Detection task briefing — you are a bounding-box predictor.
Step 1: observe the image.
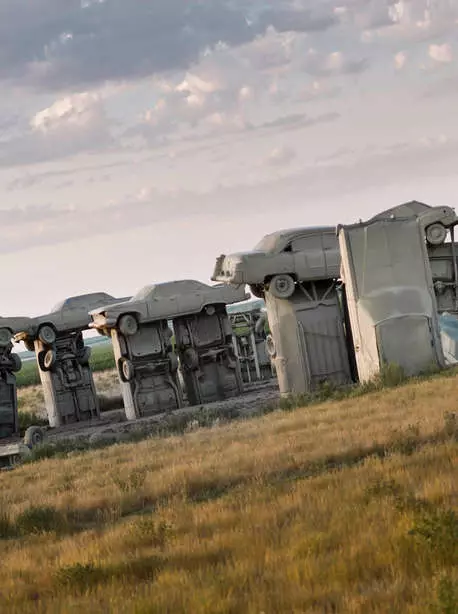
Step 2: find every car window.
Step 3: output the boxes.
[289,235,324,252]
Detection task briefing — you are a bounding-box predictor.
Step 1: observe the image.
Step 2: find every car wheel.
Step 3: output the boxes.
[38,324,56,345]
[119,357,135,382]
[0,328,12,347]
[118,314,139,337]
[24,426,45,449]
[10,353,22,372]
[268,274,295,299]
[425,222,447,245]
[44,349,57,371]
[182,348,199,370]
[75,335,85,351]
[265,334,276,358]
[38,349,57,372]
[77,346,92,366]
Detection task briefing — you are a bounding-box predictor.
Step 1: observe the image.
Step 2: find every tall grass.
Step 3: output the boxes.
[1,370,458,612]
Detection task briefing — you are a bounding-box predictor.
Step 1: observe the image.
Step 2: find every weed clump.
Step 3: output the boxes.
[431,575,458,614]
[15,505,66,536]
[17,411,48,435]
[55,563,104,591]
[410,508,458,566]
[0,507,15,539]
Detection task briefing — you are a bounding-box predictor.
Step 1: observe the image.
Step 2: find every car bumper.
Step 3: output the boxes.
[211,255,247,285]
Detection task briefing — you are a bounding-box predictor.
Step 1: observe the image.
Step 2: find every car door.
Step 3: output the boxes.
[290,233,329,280]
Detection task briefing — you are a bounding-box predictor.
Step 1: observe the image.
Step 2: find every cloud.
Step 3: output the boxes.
[0,92,114,167]
[264,145,296,167]
[0,1,339,92]
[5,159,127,191]
[255,112,340,133]
[429,43,453,63]
[358,0,458,45]
[2,133,456,255]
[335,1,397,31]
[127,31,347,147]
[256,8,338,34]
[301,49,369,77]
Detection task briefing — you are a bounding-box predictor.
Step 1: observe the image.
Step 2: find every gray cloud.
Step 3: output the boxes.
[263,145,297,167]
[5,159,127,191]
[0,92,114,167]
[256,8,338,34]
[0,0,339,92]
[2,134,457,254]
[253,112,340,133]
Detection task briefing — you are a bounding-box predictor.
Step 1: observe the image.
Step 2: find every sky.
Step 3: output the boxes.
[1,0,458,319]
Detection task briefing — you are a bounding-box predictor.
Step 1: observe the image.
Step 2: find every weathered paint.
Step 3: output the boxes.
[91,281,248,417]
[265,280,353,395]
[339,216,445,381]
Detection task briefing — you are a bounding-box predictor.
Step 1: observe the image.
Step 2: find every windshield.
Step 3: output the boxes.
[133,285,154,301]
[253,233,280,253]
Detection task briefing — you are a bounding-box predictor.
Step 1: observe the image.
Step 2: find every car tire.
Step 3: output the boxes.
[119,357,135,382]
[118,314,139,337]
[268,274,295,299]
[182,348,199,370]
[265,334,276,358]
[425,222,447,245]
[0,328,12,347]
[77,346,92,366]
[10,353,22,372]
[24,426,45,449]
[38,324,56,346]
[44,349,57,371]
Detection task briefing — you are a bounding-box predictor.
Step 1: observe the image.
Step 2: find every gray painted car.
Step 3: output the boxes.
[89,280,249,332]
[211,226,340,299]
[0,316,34,348]
[15,292,131,348]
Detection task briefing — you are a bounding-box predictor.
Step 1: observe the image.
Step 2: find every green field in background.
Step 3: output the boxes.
[16,344,116,388]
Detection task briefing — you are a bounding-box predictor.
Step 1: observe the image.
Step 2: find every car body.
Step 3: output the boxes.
[368,200,458,231]
[14,292,131,344]
[365,201,458,314]
[338,214,444,382]
[89,280,249,331]
[0,316,35,347]
[211,226,340,294]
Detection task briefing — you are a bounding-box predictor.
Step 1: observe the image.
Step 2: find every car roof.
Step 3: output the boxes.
[51,292,116,312]
[254,225,336,253]
[133,280,211,302]
[368,200,432,222]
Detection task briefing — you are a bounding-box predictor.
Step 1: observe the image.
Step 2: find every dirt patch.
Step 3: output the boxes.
[43,380,280,445]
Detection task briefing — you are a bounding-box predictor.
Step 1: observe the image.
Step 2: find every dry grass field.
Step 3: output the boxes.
[2,370,458,613]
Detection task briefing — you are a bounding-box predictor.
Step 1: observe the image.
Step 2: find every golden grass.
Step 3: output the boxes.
[2,373,458,613]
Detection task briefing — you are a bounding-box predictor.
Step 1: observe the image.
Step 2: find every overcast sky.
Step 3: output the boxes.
[1,0,457,317]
